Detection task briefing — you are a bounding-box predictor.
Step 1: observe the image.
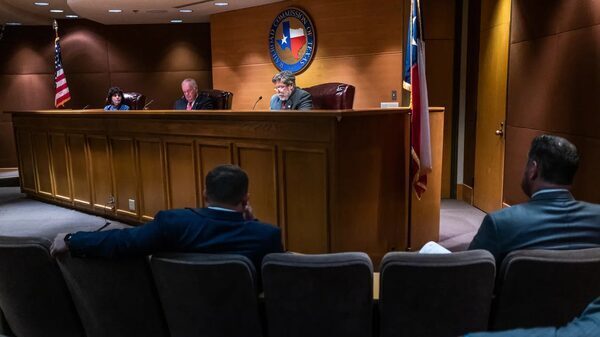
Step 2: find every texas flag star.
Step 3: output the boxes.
[280,34,288,45]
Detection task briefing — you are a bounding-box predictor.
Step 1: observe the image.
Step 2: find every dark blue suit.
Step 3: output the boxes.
[173,96,214,110]
[68,208,283,270]
[469,190,600,267]
[466,296,600,336]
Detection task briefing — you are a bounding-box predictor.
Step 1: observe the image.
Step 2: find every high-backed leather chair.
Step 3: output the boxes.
[492,248,600,330]
[262,252,373,337]
[150,253,262,337]
[198,89,233,109]
[123,92,146,110]
[379,250,496,337]
[303,83,355,109]
[57,255,168,337]
[0,236,84,337]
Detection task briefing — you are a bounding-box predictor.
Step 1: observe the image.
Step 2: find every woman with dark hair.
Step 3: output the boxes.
[104,87,130,111]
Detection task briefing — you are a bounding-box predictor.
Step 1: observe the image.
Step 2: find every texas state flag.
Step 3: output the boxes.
[277,20,307,60]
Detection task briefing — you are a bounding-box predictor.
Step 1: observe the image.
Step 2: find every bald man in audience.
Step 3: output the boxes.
[469,135,600,266]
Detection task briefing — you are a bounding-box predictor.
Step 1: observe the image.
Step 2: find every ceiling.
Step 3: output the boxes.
[0,0,285,25]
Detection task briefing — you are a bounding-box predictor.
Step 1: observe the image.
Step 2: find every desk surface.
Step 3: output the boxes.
[6,107,444,118]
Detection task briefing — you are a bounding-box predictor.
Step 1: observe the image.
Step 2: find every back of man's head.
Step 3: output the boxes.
[528,135,579,185]
[205,165,249,206]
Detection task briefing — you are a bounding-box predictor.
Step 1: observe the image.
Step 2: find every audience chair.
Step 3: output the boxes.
[150,253,262,337]
[303,82,356,109]
[262,252,373,337]
[57,255,168,337]
[0,236,84,337]
[379,250,495,337]
[123,92,146,110]
[198,89,234,109]
[492,248,600,330]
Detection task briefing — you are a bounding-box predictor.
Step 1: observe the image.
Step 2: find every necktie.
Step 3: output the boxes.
[186,102,193,110]
[281,101,287,110]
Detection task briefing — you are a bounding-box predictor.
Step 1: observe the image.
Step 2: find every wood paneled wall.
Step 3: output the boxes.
[210,0,457,197]
[504,0,600,204]
[0,20,212,167]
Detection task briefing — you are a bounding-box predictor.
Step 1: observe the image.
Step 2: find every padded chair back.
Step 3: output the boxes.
[0,236,84,337]
[492,248,600,330]
[303,82,355,109]
[150,253,262,337]
[123,92,146,110]
[57,255,168,337]
[198,89,233,109]
[379,250,495,337]
[262,252,373,337]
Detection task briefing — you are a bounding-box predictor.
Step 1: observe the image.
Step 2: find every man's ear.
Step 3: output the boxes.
[529,160,539,180]
[241,193,250,205]
[203,190,209,203]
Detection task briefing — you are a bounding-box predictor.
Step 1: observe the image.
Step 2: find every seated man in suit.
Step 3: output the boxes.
[469,135,600,266]
[270,70,312,110]
[465,296,600,336]
[50,165,283,270]
[173,78,214,110]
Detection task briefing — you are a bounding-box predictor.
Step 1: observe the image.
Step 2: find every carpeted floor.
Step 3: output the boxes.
[0,186,486,250]
[438,199,486,252]
[0,187,130,239]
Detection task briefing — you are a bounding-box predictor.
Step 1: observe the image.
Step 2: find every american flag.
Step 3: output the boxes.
[54,34,71,107]
[403,0,431,199]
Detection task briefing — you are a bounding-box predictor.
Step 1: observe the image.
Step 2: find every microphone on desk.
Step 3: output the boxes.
[143,99,154,110]
[252,96,263,110]
[81,104,90,110]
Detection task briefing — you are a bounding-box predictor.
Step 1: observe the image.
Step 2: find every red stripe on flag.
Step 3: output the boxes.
[410,64,427,198]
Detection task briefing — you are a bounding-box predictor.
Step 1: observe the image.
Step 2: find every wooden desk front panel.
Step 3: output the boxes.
[13,114,335,253]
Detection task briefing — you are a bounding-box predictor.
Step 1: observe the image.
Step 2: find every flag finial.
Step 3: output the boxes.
[53,20,58,31]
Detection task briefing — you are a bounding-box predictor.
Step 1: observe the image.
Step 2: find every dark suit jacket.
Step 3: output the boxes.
[270,87,312,110]
[469,190,600,266]
[68,208,283,270]
[466,296,600,337]
[173,96,214,110]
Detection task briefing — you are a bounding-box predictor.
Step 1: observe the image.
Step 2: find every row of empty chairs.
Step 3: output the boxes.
[0,236,599,337]
[118,82,356,110]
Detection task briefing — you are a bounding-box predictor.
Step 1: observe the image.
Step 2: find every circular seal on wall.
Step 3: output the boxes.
[268,7,316,74]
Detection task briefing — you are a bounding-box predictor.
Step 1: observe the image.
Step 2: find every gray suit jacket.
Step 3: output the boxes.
[469,190,600,267]
[270,87,312,110]
[466,296,600,337]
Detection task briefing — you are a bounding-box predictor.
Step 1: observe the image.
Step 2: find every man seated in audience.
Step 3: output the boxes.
[50,164,283,269]
[173,78,214,110]
[468,135,600,266]
[464,296,600,336]
[270,70,312,110]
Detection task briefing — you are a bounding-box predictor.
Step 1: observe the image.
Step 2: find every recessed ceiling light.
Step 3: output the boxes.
[34,2,49,6]
[65,15,79,18]
[179,9,193,13]
[170,19,183,23]
[5,22,22,26]
[50,9,64,13]
[214,2,229,6]
[108,9,122,13]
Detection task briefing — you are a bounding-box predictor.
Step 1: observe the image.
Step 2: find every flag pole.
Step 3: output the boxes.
[53,20,58,39]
